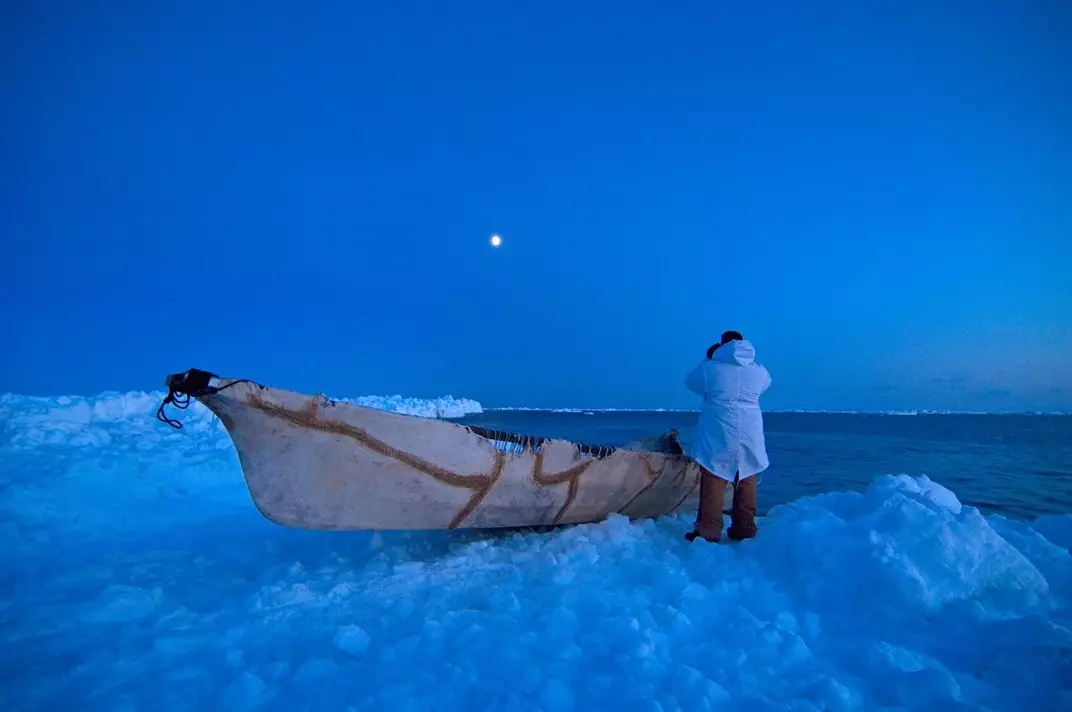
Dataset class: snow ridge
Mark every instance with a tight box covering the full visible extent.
[0,390,482,448]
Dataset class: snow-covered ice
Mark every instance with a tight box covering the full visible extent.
[1,392,1070,711]
[0,389,482,449]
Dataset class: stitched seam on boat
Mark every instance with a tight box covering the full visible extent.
[532,450,596,525]
[617,455,666,515]
[556,477,582,526]
[672,461,690,486]
[668,463,701,513]
[449,451,505,529]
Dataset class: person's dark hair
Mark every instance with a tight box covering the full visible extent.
[707,330,744,359]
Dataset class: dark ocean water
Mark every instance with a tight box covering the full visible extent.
[454,411,1072,520]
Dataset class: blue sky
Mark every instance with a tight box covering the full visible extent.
[2,1,1069,411]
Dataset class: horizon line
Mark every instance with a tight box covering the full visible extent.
[482,406,1071,416]
[1,390,1067,417]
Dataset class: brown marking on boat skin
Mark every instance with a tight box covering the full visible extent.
[668,462,702,513]
[449,451,506,529]
[532,449,597,525]
[671,461,689,487]
[557,478,581,525]
[617,454,667,514]
[216,410,236,433]
[247,393,506,528]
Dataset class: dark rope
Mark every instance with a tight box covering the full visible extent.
[156,390,192,429]
[156,368,257,429]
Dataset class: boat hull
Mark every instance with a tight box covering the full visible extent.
[193,377,704,531]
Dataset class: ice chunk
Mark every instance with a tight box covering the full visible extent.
[292,658,340,683]
[217,672,270,712]
[83,585,159,624]
[868,473,963,514]
[333,625,371,657]
[539,678,574,712]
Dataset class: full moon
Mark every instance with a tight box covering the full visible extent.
[490,234,502,248]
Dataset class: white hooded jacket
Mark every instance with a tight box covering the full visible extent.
[684,339,772,481]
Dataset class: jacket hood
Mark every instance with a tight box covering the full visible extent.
[713,339,756,366]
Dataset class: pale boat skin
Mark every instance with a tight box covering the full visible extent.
[190,377,709,532]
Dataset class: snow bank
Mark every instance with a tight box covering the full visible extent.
[0,389,482,449]
[1,398,1070,710]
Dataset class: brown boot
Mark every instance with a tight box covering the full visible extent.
[685,468,727,542]
[726,473,758,541]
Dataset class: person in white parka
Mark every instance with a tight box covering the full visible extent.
[683,330,772,543]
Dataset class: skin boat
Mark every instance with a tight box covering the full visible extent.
[158,369,706,531]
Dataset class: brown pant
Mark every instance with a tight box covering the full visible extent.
[693,469,758,542]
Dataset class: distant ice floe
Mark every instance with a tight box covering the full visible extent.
[0,390,482,449]
[490,407,1070,416]
[338,394,482,419]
